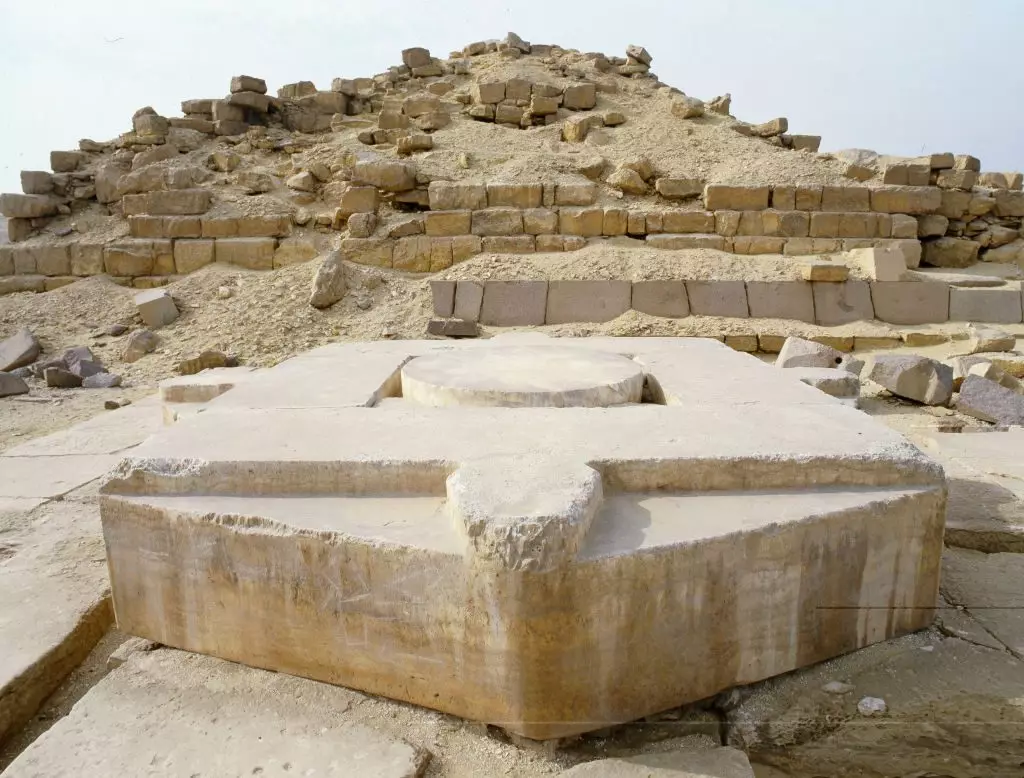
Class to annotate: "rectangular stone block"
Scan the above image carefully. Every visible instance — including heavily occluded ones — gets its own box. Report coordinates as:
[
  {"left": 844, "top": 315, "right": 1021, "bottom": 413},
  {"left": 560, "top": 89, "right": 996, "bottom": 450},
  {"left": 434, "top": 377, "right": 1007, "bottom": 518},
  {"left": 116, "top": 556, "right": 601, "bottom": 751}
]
[
  {"left": 771, "top": 186, "right": 796, "bottom": 211},
  {"left": 782, "top": 238, "right": 842, "bottom": 256},
  {"left": 453, "top": 280, "right": 484, "bottom": 321},
  {"left": 820, "top": 186, "right": 871, "bottom": 212},
  {"left": 128, "top": 216, "right": 166, "bottom": 239},
  {"left": 486, "top": 183, "right": 542, "bottom": 208},
  {"left": 70, "top": 243, "right": 104, "bottom": 276},
  {"left": 236, "top": 216, "right": 291, "bottom": 238},
  {"left": 715, "top": 211, "right": 740, "bottom": 237},
  {"left": 995, "top": 190, "right": 1024, "bottom": 218},
  {"left": 31, "top": 245, "right": 71, "bottom": 276},
  {"left": 794, "top": 185, "right": 823, "bottom": 211},
  {"left": 121, "top": 189, "right": 212, "bottom": 216},
  {"left": 545, "top": 280, "right": 632, "bottom": 324},
  {"left": 428, "top": 181, "right": 487, "bottom": 211},
  {"left": 481, "top": 236, "right": 535, "bottom": 253},
  {"left": 809, "top": 212, "right": 840, "bottom": 238},
  {"left": 214, "top": 238, "right": 276, "bottom": 270},
  {"left": 762, "top": 210, "right": 810, "bottom": 238},
  {"left": 392, "top": 236, "right": 432, "bottom": 272},
  {"left": 424, "top": 210, "right": 472, "bottom": 237},
  {"left": 735, "top": 211, "right": 762, "bottom": 236},
  {"left": 661, "top": 211, "right": 715, "bottom": 233},
  {"left": 535, "top": 235, "right": 564, "bottom": 252},
  {"left": 631, "top": 281, "right": 690, "bottom": 318},
  {"left": 104, "top": 241, "right": 156, "bottom": 276},
  {"left": 812, "top": 281, "right": 873, "bottom": 326},
  {"left": 626, "top": 212, "right": 647, "bottom": 236},
  {"left": 949, "top": 287, "right": 1023, "bottom": 324},
  {"left": 451, "top": 235, "right": 482, "bottom": 263},
  {"left": 602, "top": 208, "right": 627, "bottom": 236},
  {"left": 870, "top": 186, "right": 942, "bottom": 214},
  {"left": 703, "top": 185, "right": 770, "bottom": 210},
  {"left": 523, "top": 208, "right": 558, "bottom": 235},
  {"left": 869, "top": 282, "right": 949, "bottom": 324},
  {"left": 837, "top": 212, "right": 877, "bottom": 238},
  {"left": 471, "top": 208, "right": 523, "bottom": 236},
  {"left": 427, "top": 238, "right": 453, "bottom": 272},
  {"left": 554, "top": 182, "right": 598, "bottom": 206},
  {"left": 173, "top": 239, "right": 215, "bottom": 274},
  {"left": 746, "top": 281, "right": 815, "bottom": 322},
  {"left": 200, "top": 217, "right": 239, "bottom": 238},
  {"left": 479, "top": 281, "right": 548, "bottom": 326},
  {"left": 431, "top": 280, "right": 456, "bottom": 317},
  {"left": 0, "top": 193, "right": 58, "bottom": 219},
  {"left": 0, "top": 275, "right": 46, "bottom": 294},
  {"left": 685, "top": 280, "right": 748, "bottom": 317},
  {"left": 559, "top": 207, "right": 604, "bottom": 237},
  {"left": 646, "top": 234, "right": 726, "bottom": 250},
  {"left": 0, "top": 246, "right": 12, "bottom": 275},
  {"left": 730, "top": 236, "right": 785, "bottom": 255}
]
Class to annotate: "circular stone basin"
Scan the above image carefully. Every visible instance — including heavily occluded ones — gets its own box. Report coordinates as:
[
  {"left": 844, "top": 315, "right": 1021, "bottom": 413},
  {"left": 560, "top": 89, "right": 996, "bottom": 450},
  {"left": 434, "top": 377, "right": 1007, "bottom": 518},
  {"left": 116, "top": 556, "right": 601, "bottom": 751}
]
[{"left": 401, "top": 346, "right": 645, "bottom": 408}]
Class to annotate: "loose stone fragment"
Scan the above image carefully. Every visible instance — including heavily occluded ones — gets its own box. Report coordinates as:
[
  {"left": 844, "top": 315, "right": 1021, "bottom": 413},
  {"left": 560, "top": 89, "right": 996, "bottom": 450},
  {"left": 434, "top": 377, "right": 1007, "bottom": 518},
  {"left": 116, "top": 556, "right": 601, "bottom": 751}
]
[{"left": 867, "top": 354, "right": 953, "bottom": 406}]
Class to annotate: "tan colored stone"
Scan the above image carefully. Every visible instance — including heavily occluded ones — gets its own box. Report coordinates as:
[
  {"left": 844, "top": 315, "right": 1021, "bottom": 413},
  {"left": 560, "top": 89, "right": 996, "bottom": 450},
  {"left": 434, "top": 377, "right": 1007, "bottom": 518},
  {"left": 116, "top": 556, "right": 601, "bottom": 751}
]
[
  {"left": 471, "top": 209, "right": 523, "bottom": 236},
  {"left": 704, "top": 185, "right": 770, "bottom": 211},
  {"left": 523, "top": 208, "right": 558, "bottom": 235},
  {"left": 428, "top": 181, "right": 487, "bottom": 210},
  {"left": 424, "top": 210, "right": 472, "bottom": 237},
  {"left": 451, "top": 235, "right": 482, "bottom": 263},
  {"left": 70, "top": 244, "right": 104, "bottom": 276},
  {"left": 563, "top": 83, "right": 597, "bottom": 110},
  {"left": 870, "top": 186, "right": 943, "bottom": 214},
  {"left": 173, "top": 239, "right": 215, "bottom": 274},
  {"left": 821, "top": 186, "right": 871, "bottom": 212},
  {"left": 559, "top": 208, "right": 604, "bottom": 237},
  {"left": 762, "top": 210, "right": 810, "bottom": 238},
  {"left": 273, "top": 238, "right": 318, "bottom": 268},
  {"left": 487, "top": 183, "right": 542, "bottom": 208},
  {"left": 392, "top": 236, "right": 432, "bottom": 272},
  {"left": 214, "top": 238, "right": 276, "bottom": 270},
  {"left": 554, "top": 182, "right": 598, "bottom": 206},
  {"left": 481, "top": 236, "right": 536, "bottom": 254},
  {"left": 602, "top": 208, "right": 628, "bottom": 236},
  {"left": 662, "top": 211, "right": 715, "bottom": 233}
]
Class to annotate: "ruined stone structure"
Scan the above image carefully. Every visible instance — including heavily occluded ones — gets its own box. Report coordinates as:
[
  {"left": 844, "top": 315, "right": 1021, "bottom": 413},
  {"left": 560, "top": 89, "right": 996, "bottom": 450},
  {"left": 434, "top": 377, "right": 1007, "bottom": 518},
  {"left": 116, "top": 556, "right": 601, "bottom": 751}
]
[{"left": 101, "top": 335, "right": 945, "bottom": 739}]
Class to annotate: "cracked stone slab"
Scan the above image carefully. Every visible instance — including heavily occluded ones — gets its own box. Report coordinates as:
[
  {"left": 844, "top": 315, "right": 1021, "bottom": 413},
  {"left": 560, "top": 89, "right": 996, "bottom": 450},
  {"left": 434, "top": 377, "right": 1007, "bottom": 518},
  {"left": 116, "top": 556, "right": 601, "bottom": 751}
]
[
  {"left": 0, "top": 398, "right": 163, "bottom": 457},
  {"left": 942, "top": 547, "right": 1024, "bottom": 658},
  {"left": 100, "top": 336, "right": 945, "bottom": 740},
  {"left": 3, "top": 648, "right": 430, "bottom": 778},
  {"left": 0, "top": 455, "right": 122, "bottom": 499}
]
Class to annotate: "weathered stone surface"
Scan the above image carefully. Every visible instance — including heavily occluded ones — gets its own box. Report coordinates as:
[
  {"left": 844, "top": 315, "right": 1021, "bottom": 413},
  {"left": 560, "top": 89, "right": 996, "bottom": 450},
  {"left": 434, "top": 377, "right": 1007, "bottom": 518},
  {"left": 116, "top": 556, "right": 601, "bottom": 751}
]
[
  {"left": 0, "top": 194, "right": 58, "bottom": 219},
  {"left": 965, "top": 326, "right": 1017, "bottom": 354},
  {"left": 785, "top": 367, "right": 861, "bottom": 399},
  {"left": 921, "top": 237, "right": 980, "bottom": 268},
  {"left": 560, "top": 739, "right": 754, "bottom": 777},
  {"left": 685, "top": 281, "right": 748, "bottom": 317},
  {"left": 3, "top": 648, "right": 430, "bottom": 778},
  {"left": 0, "top": 327, "right": 41, "bottom": 372},
  {"left": 230, "top": 75, "right": 267, "bottom": 94},
  {"left": 776, "top": 337, "right": 846, "bottom": 369},
  {"left": 121, "top": 189, "right": 212, "bottom": 216},
  {"left": 631, "top": 281, "right": 689, "bottom": 318},
  {"left": 563, "top": 83, "right": 597, "bottom": 110},
  {"left": 134, "top": 288, "right": 179, "bottom": 329},
  {"left": 309, "top": 251, "right": 346, "bottom": 309},
  {"left": 351, "top": 160, "right": 416, "bottom": 192},
  {"left": 868, "top": 354, "right": 953, "bottom": 405},
  {"left": 670, "top": 96, "right": 705, "bottom": 119},
  {"left": 471, "top": 208, "right": 523, "bottom": 236},
  {"left": 655, "top": 178, "right": 703, "bottom": 199},
  {"left": 746, "top": 282, "right": 815, "bottom": 323},
  {"left": 546, "top": 281, "right": 632, "bottom": 324},
  {"left": 957, "top": 375, "right": 1024, "bottom": 425},
  {"left": 949, "top": 287, "right": 1023, "bottom": 324},
  {"left": 215, "top": 238, "right": 276, "bottom": 270},
  {"left": 340, "top": 238, "right": 393, "bottom": 268},
  {"left": 123, "top": 329, "right": 158, "bottom": 363},
  {"left": 428, "top": 181, "right": 486, "bottom": 211},
  {"left": 426, "top": 319, "right": 479, "bottom": 338},
  {"left": 44, "top": 366, "right": 82, "bottom": 388},
  {"left": 812, "top": 280, "right": 873, "bottom": 325},
  {"left": 869, "top": 281, "right": 949, "bottom": 325},
  {"left": 0, "top": 371, "right": 29, "bottom": 397},
  {"left": 478, "top": 281, "right": 548, "bottom": 326},
  {"left": 704, "top": 185, "right": 769, "bottom": 211},
  {"left": 821, "top": 186, "right": 871, "bottom": 212}
]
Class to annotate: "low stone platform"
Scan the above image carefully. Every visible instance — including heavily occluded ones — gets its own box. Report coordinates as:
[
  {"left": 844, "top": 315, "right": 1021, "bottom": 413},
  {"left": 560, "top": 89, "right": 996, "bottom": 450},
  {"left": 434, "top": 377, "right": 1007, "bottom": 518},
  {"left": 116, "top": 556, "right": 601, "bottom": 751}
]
[{"left": 101, "top": 335, "right": 946, "bottom": 739}]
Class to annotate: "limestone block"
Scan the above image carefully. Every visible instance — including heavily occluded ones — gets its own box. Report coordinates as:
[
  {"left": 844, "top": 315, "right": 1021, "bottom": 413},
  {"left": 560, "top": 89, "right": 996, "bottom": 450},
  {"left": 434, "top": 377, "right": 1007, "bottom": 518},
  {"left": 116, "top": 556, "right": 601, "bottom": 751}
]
[
  {"left": 995, "top": 190, "right": 1024, "bottom": 218},
  {"left": 236, "top": 216, "right": 291, "bottom": 238},
  {"left": 273, "top": 238, "right": 318, "bottom": 268},
  {"left": 50, "top": 150, "right": 85, "bottom": 173},
  {"left": 837, "top": 212, "right": 878, "bottom": 238},
  {"left": 937, "top": 169, "right": 978, "bottom": 190},
  {"left": 771, "top": 186, "right": 796, "bottom": 211},
  {"left": 965, "top": 326, "right": 1017, "bottom": 354},
  {"left": 545, "top": 280, "right": 632, "bottom": 324},
  {"left": 602, "top": 208, "right": 627, "bottom": 236},
  {"left": 746, "top": 282, "right": 815, "bottom": 322},
  {"left": 20, "top": 171, "right": 54, "bottom": 194},
  {"left": 69, "top": 244, "right": 104, "bottom": 276},
  {"left": 647, "top": 234, "right": 727, "bottom": 250},
  {"left": 966, "top": 361, "right": 1021, "bottom": 392},
  {"left": 715, "top": 211, "right": 741, "bottom": 237},
  {"left": 555, "top": 182, "right": 598, "bottom": 206},
  {"left": 813, "top": 281, "right": 873, "bottom": 326},
  {"left": 792, "top": 185, "right": 823, "bottom": 211},
  {"left": 535, "top": 235, "right": 564, "bottom": 252},
  {"left": 891, "top": 214, "right": 918, "bottom": 239},
  {"left": 428, "top": 181, "right": 487, "bottom": 211},
  {"left": 0, "top": 276, "right": 46, "bottom": 295},
  {"left": 821, "top": 186, "right": 871, "bottom": 212},
  {"left": 655, "top": 178, "right": 704, "bottom": 199},
  {"left": 662, "top": 211, "right": 715, "bottom": 233},
  {"left": 762, "top": 210, "right": 810, "bottom": 238},
  {"left": 529, "top": 95, "right": 559, "bottom": 116},
  {"left": 917, "top": 214, "right": 949, "bottom": 238},
  {"left": 704, "top": 185, "right": 770, "bottom": 211},
  {"left": 453, "top": 281, "right": 484, "bottom": 321},
  {"left": 431, "top": 280, "right": 456, "bottom": 317},
  {"left": 562, "top": 115, "right": 596, "bottom": 143},
  {"left": 428, "top": 238, "right": 453, "bottom": 272},
  {"left": 471, "top": 208, "right": 523, "bottom": 236},
  {"left": 563, "top": 83, "right": 597, "bottom": 110},
  {"left": 559, "top": 207, "right": 604, "bottom": 237},
  {"left": 631, "top": 280, "right": 690, "bottom": 318},
  {"left": 786, "top": 367, "right": 860, "bottom": 400},
  {"left": 214, "top": 238, "right": 276, "bottom": 270},
  {"left": 671, "top": 96, "right": 705, "bottom": 119},
  {"left": 851, "top": 244, "right": 907, "bottom": 281},
  {"left": 783, "top": 239, "right": 842, "bottom": 256},
  {"left": 230, "top": 75, "right": 267, "bottom": 94},
  {"left": 481, "top": 236, "right": 535, "bottom": 253},
  {"left": 135, "top": 288, "right": 179, "bottom": 328},
  {"left": 392, "top": 236, "right": 432, "bottom": 272},
  {"left": 0, "top": 327, "right": 41, "bottom": 371},
  {"left": 949, "top": 288, "right": 1023, "bottom": 324},
  {"left": 921, "top": 237, "right": 980, "bottom": 268},
  {"left": 121, "top": 189, "right": 212, "bottom": 216},
  {"left": 870, "top": 186, "right": 942, "bottom": 214},
  {"left": 334, "top": 185, "right": 378, "bottom": 218},
  {"left": 868, "top": 354, "right": 953, "bottom": 405},
  {"left": 351, "top": 160, "right": 415, "bottom": 192},
  {"left": 607, "top": 167, "right": 647, "bottom": 195},
  {"left": 957, "top": 375, "right": 1024, "bottom": 425},
  {"left": 424, "top": 210, "right": 471, "bottom": 237},
  {"left": 479, "top": 281, "right": 548, "bottom": 325},
  {"left": 173, "top": 239, "right": 215, "bottom": 274},
  {"left": 452, "top": 235, "right": 482, "bottom": 263},
  {"left": 776, "top": 337, "right": 846, "bottom": 369},
  {"left": 487, "top": 183, "right": 542, "bottom": 209},
  {"left": 800, "top": 261, "right": 849, "bottom": 281},
  {"left": 685, "top": 280, "right": 748, "bottom": 317},
  {"left": 104, "top": 241, "right": 157, "bottom": 276},
  {"left": 0, "top": 194, "right": 59, "bottom": 219},
  {"left": 28, "top": 246, "right": 71, "bottom": 276},
  {"left": 200, "top": 217, "right": 240, "bottom": 238},
  {"left": 730, "top": 236, "right": 785, "bottom": 255},
  {"left": 809, "top": 212, "right": 840, "bottom": 238},
  {"left": 523, "top": 208, "right": 558, "bottom": 235},
  {"left": 869, "top": 282, "right": 949, "bottom": 324},
  {"left": 472, "top": 81, "right": 505, "bottom": 104}
]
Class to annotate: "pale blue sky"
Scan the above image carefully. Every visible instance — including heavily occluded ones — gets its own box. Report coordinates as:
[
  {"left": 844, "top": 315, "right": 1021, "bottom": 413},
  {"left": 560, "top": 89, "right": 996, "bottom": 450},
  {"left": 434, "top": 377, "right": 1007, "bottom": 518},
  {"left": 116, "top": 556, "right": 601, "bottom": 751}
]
[{"left": 1, "top": 0, "right": 1020, "bottom": 194}]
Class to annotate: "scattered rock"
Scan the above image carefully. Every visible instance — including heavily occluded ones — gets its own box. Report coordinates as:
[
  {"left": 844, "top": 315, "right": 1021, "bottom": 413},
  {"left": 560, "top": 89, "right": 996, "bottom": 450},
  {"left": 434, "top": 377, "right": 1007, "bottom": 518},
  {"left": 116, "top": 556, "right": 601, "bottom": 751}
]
[
  {"left": 104, "top": 399, "right": 123, "bottom": 410},
  {"left": 122, "top": 329, "right": 159, "bottom": 363},
  {"left": 309, "top": 250, "right": 347, "bottom": 309},
  {"left": 775, "top": 337, "right": 846, "bottom": 369},
  {"left": 44, "top": 366, "right": 82, "bottom": 388},
  {"left": 177, "top": 350, "right": 238, "bottom": 376},
  {"left": 867, "top": 354, "right": 953, "bottom": 406},
  {"left": 107, "top": 637, "right": 160, "bottom": 670},
  {"left": 104, "top": 324, "right": 129, "bottom": 337},
  {"left": 217, "top": 286, "right": 233, "bottom": 299},
  {"left": 559, "top": 737, "right": 754, "bottom": 777},
  {"left": 957, "top": 375, "right": 1024, "bottom": 425},
  {"left": 0, "top": 372, "right": 30, "bottom": 397},
  {"left": 786, "top": 367, "right": 860, "bottom": 400},
  {"left": 607, "top": 167, "right": 648, "bottom": 195},
  {"left": 857, "top": 696, "right": 887, "bottom": 717},
  {"left": 286, "top": 171, "right": 317, "bottom": 192},
  {"left": 625, "top": 44, "right": 652, "bottom": 66},
  {"left": 0, "top": 328, "right": 41, "bottom": 372},
  {"left": 708, "top": 94, "right": 731, "bottom": 115},
  {"left": 965, "top": 326, "right": 1016, "bottom": 354},
  {"left": 427, "top": 319, "right": 479, "bottom": 338},
  {"left": 966, "top": 361, "right": 1022, "bottom": 392},
  {"left": 83, "top": 373, "right": 123, "bottom": 389},
  {"left": 822, "top": 681, "right": 854, "bottom": 695},
  {"left": 135, "top": 289, "right": 179, "bottom": 329},
  {"left": 670, "top": 96, "right": 705, "bottom": 120}
]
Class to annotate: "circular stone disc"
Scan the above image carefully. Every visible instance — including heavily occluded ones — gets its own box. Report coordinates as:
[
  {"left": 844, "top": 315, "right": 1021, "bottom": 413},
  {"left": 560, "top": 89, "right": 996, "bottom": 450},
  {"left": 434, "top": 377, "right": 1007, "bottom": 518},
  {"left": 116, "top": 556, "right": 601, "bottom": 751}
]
[{"left": 401, "top": 346, "right": 645, "bottom": 408}]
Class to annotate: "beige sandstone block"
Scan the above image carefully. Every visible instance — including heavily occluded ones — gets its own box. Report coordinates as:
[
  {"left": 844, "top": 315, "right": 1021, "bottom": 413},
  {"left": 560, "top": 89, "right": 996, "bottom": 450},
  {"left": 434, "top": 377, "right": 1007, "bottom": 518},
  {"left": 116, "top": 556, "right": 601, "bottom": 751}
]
[
  {"left": 731, "top": 236, "right": 785, "bottom": 255},
  {"left": 481, "top": 235, "right": 536, "bottom": 254},
  {"left": 486, "top": 183, "right": 542, "bottom": 209},
  {"left": 704, "top": 185, "right": 770, "bottom": 211},
  {"left": 215, "top": 238, "right": 275, "bottom": 270},
  {"left": 662, "top": 211, "right": 715, "bottom": 233},
  {"left": 200, "top": 217, "right": 239, "bottom": 238},
  {"left": 794, "top": 185, "right": 823, "bottom": 211},
  {"left": 451, "top": 235, "right": 482, "bottom": 263},
  {"left": 429, "top": 238, "right": 453, "bottom": 272},
  {"left": 236, "top": 216, "right": 291, "bottom": 238},
  {"left": 871, "top": 186, "right": 943, "bottom": 214},
  {"left": 746, "top": 281, "right": 815, "bottom": 322},
  {"left": 173, "top": 239, "right": 215, "bottom": 274},
  {"left": 602, "top": 208, "right": 628, "bottom": 236},
  {"left": 425, "top": 211, "right": 472, "bottom": 237},
  {"left": 626, "top": 212, "right": 647, "bottom": 236},
  {"left": 391, "top": 236, "right": 432, "bottom": 272},
  {"left": 645, "top": 212, "right": 663, "bottom": 233},
  {"left": 771, "top": 186, "right": 796, "bottom": 211},
  {"left": 837, "top": 213, "right": 877, "bottom": 239},
  {"left": 70, "top": 244, "right": 104, "bottom": 276},
  {"left": 273, "top": 238, "right": 318, "bottom": 268},
  {"left": 715, "top": 211, "right": 741, "bottom": 237},
  {"left": 121, "top": 189, "right": 212, "bottom": 216},
  {"left": 813, "top": 281, "right": 873, "bottom": 325},
  {"left": 809, "top": 212, "right": 840, "bottom": 238},
  {"left": 104, "top": 241, "right": 156, "bottom": 276},
  {"left": 428, "top": 181, "right": 487, "bottom": 211},
  {"left": 736, "top": 211, "right": 763, "bottom": 236},
  {"left": 471, "top": 208, "right": 524, "bottom": 236},
  {"left": 762, "top": 210, "right": 810, "bottom": 238},
  {"left": 821, "top": 186, "right": 870, "bottom": 212},
  {"left": 535, "top": 235, "right": 564, "bottom": 252},
  {"left": 647, "top": 234, "right": 727, "bottom": 250},
  {"left": 523, "top": 208, "right": 558, "bottom": 235},
  {"left": 559, "top": 208, "right": 604, "bottom": 237},
  {"left": 685, "top": 280, "right": 748, "bottom": 317},
  {"left": 554, "top": 182, "right": 598, "bottom": 206}
]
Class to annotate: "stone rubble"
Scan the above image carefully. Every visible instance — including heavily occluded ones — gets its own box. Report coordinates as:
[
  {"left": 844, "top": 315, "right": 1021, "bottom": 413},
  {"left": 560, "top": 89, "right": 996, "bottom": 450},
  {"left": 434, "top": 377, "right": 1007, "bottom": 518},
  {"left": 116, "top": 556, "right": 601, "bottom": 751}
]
[{"left": 867, "top": 353, "right": 954, "bottom": 405}]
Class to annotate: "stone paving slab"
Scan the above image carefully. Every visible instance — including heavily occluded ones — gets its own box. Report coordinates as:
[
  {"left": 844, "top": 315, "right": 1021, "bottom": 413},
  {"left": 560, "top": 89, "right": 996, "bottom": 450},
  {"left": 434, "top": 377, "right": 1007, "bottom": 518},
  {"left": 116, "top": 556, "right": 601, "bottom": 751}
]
[
  {"left": 0, "top": 398, "right": 163, "bottom": 457},
  {"left": 2, "top": 648, "right": 430, "bottom": 778},
  {"left": 560, "top": 738, "right": 753, "bottom": 777},
  {"left": 0, "top": 456, "right": 122, "bottom": 499}
]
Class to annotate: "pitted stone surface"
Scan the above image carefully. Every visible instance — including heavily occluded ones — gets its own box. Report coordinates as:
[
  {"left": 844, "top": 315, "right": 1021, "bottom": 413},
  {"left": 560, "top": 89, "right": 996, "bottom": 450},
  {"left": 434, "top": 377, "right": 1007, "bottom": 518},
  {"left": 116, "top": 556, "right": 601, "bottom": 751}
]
[
  {"left": 400, "top": 345, "right": 645, "bottom": 407},
  {"left": 101, "top": 336, "right": 945, "bottom": 740}
]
